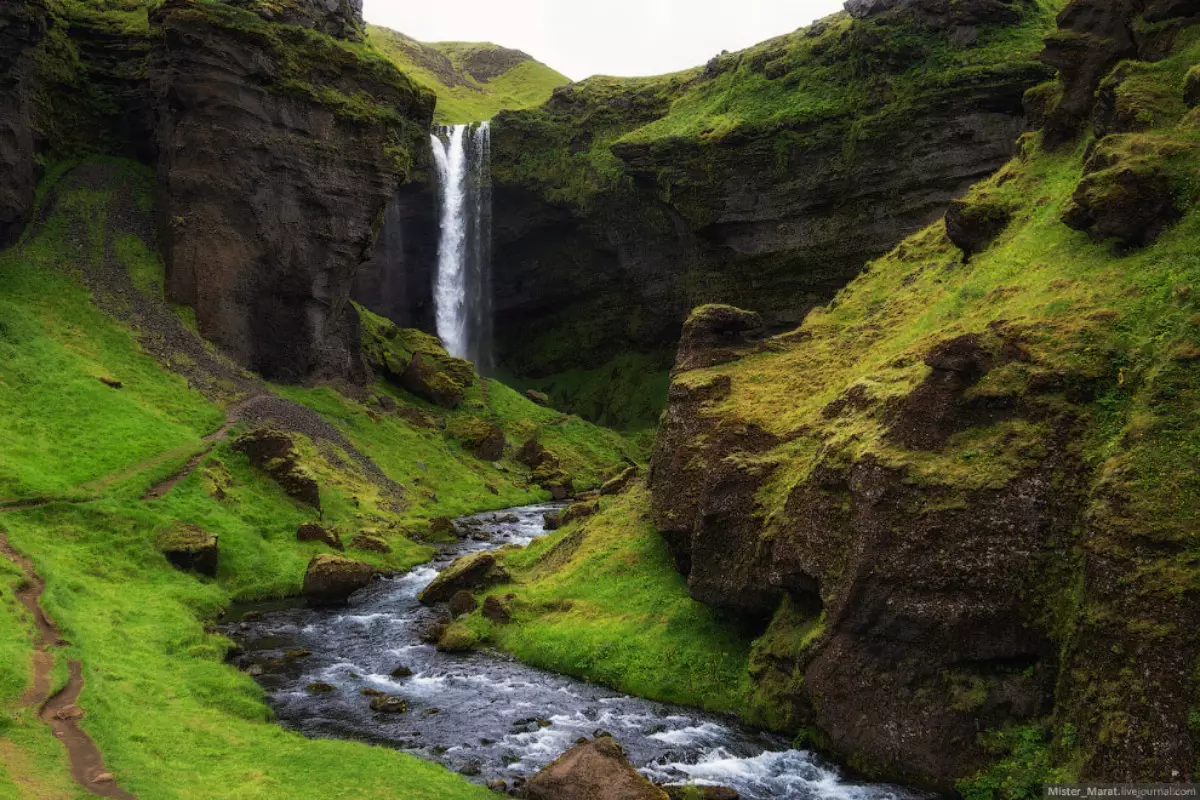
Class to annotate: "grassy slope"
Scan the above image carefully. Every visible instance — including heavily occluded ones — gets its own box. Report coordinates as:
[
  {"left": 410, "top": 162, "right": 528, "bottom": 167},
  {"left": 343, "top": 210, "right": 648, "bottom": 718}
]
[
  {"left": 366, "top": 25, "right": 569, "bottom": 124},
  {"left": 0, "top": 158, "right": 633, "bottom": 797},
  {"left": 461, "top": 487, "right": 756, "bottom": 716}
]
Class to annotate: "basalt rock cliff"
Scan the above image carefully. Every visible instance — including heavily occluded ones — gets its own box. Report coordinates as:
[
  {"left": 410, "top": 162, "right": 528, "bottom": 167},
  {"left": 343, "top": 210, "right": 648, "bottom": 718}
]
[
  {"left": 0, "top": 0, "right": 434, "bottom": 383},
  {"left": 649, "top": 0, "right": 1200, "bottom": 789},
  {"left": 438, "top": 0, "right": 1061, "bottom": 425}
]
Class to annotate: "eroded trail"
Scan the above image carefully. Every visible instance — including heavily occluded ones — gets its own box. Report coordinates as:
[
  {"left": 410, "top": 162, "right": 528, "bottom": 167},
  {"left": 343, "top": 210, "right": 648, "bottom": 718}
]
[{"left": 0, "top": 534, "right": 136, "bottom": 799}]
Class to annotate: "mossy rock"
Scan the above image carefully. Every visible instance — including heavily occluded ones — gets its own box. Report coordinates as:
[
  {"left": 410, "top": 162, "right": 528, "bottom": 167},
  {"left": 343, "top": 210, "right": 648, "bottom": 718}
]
[
  {"left": 302, "top": 554, "right": 375, "bottom": 606},
  {"left": 944, "top": 197, "right": 1013, "bottom": 258},
  {"left": 401, "top": 352, "right": 476, "bottom": 409},
  {"left": 1185, "top": 65, "right": 1200, "bottom": 108},
  {"left": 358, "top": 303, "right": 449, "bottom": 381},
  {"left": 418, "top": 551, "right": 509, "bottom": 604},
  {"left": 445, "top": 415, "right": 506, "bottom": 461},
  {"left": 297, "top": 522, "right": 343, "bottom": 551},
  {"left": 436, "top": 622, "right": 479, "bottom": 653},
  {"left": 348, "top": 532, "right": 391, "bottom": 554},
  {"left": 600, "top": 466, "right": 639, "bottom": 496},
  {"left": 155, "top": 522, "right": 218, "bottom": 576}
]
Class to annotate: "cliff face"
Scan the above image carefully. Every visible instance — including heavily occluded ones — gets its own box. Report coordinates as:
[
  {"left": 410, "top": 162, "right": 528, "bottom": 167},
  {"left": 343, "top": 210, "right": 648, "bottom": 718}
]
[
  {"left": 478, "top": 1, "right": 1058, "bottom": 423},
  {"left": 648, "top": 0, "right": 1200, "bottom": 788},
  {"left": 0, "top": 0, "right": 46, "bottom": 246},
  {"left": 153, "top": 0, "right": 434, "bottom": 382}
]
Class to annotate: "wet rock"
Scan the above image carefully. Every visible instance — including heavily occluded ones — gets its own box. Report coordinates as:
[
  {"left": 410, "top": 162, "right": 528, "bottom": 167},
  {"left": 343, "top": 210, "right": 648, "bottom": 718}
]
[
  {"left": 486, "top": 779, "right": 508, "bottom": 793},
  {"left": 429, "top": 517, "right": 457, "bottom": 538},
  {"left": 495, "top": 513, "right": 520, "bottom": 524},
  {"left": 525, "top": 737, "right": 669, "bottom": 800},
  {"left": 601, "top": 466, "right": 639, "bottom": 496},
  {"left": 297, "top": 523, "right": 344, "bottom": 551},
  {"left": 458, "top": 761, "right": 482, "bottom": 776},
  {"left": 285, "top": 649, "right": 312, "bottom": 660},
  {"left": 361, "top": 688, "right": 384, "bottom": 697},
  {"left": 543, "top": 511, "right": 563, "bottom": 531},
  {"left": 419, "top": 552, "right": 509, "bottom": 604},
  {"left": 561, "top": 500, "right": 600, "bottom": 526},
  {"left": 369, "top": 695, "right": 408, "bottom": 713},
  {"left": 944, "top": 197, "right": 1012, "bottom": 259},
  {"left": 419, "top": 621, "right": 448, "bottom": 644},
  {"left": 401, "top": 352, "right": 475, "bottom": 409},
  {"left": 525, "top": 389, "right": 551, "bottom": 407},
  {"left": 674, "top": 305, "right": 765, "bottom": 373},
  {"left": 301, "top": 554, "right": 374, "bottom": 606},
  {"left": 448, "top": 590, "right": 479, "bottom": 618},
  {"left": 482, "top": 595, "right": 513, "bottom": 623},
  {"left": 307, "top": 682, "right": 336, "bottom": 694},
  {"left": 436, "top": 623, "right": 479, "bottom": 652},
  {"left": 155, "top": 522, "right": 219, "bottom": 576},
  {"left": 233, "top": 429, "right": 321, "bottom": 509},
  {"left": 390, "top": 664, "right": 414, "bottom": 679},
  {"left": 348, "top": 533, "right": 392, "bottom": 554}
]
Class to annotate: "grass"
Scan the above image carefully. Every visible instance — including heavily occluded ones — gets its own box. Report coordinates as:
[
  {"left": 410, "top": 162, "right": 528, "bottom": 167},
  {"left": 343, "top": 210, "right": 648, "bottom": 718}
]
[
  {"left": 366, "top": 25, "right": 569, "bottom": 124},
  {"left": 461, "top": 487, "right": 756, "bottom": 716}
]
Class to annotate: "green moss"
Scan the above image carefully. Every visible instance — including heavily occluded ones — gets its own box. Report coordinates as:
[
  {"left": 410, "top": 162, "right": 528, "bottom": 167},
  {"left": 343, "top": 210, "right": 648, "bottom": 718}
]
[{"left": 957, "top": 725, "right": 1076, "bottom": 800}]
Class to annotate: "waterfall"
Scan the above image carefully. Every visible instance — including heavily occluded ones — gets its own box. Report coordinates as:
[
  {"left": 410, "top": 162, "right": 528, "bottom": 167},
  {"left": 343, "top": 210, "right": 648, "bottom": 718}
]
[{"left": 430, "top": 121, "right": 493, "bottom": 371}]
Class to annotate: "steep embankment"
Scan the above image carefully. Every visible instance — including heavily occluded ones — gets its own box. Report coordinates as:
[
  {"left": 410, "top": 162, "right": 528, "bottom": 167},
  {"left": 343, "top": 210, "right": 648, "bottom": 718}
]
[
  {"left": 456, "top": 0, "right": 1200, "bottom": 792},
  {"left": 367, "top": 25, "right": 570, "bottom": 124},
  {"left": 474, "top": 0, "right": 1064, "bottom": 428}
]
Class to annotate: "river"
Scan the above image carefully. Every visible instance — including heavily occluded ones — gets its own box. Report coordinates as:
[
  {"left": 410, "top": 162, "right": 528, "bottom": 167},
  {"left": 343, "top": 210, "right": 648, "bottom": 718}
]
[{"left": 223, "top": 503, "right": 919, "bottom": 800}]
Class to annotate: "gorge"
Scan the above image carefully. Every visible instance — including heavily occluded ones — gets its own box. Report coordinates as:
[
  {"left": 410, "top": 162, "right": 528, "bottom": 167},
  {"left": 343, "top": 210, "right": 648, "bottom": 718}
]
[{"left": 0, "top": 0, "right": 1198, "bottom": 798}]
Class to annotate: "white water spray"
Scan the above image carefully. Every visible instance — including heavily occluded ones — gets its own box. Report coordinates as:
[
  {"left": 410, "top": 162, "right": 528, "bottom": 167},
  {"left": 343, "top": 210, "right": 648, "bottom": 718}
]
[{"left": 430, "top": 121, "right": 493, "bottom": 370}]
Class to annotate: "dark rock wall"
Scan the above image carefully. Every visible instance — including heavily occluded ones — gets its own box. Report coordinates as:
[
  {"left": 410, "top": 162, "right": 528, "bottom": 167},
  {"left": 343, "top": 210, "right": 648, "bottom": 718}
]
[
  {"left": 0, "top": 0, "right": 46, "bottom": 246},
  {"left": 152, "top": 0, "right": 434, "bottom": 382},
  {"left": 353, "top": 180, "right": 439, "bottom": 333}
]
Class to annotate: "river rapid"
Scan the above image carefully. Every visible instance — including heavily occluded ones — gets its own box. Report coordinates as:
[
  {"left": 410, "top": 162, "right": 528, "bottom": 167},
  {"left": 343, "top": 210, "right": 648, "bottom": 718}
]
[{"left": 223, "top": 503, "right": 919, "bottom": 800}]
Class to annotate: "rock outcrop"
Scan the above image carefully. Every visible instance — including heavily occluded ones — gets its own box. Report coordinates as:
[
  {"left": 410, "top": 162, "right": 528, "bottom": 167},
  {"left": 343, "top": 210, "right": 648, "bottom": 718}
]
[
  {"left": 0, "top": 0, "right": 46, "bottom": 246},
  {"left": 524, "top": 737, "right": 669, "bottom": 800},
  {"left": 418, "top": 551, "right": 509, "bottom": 604},
  {"left": 156, "top": 522, "right": 219, "bottom": 576},
  {"left": 302, "top": 554, "right": 374, "bottom": 605},
  {"left": 152, "top": 0, "right": 434, "bottom": 382},
  {"left": 232, "top": 429, "right": 321, "bottom": 508}
]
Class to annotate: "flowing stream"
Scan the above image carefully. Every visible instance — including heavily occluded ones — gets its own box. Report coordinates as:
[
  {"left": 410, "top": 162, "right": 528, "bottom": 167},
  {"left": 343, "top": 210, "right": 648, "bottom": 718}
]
[
  {"left": 430, "top": 122, "right": 493, "bottom": 371},
  {"left": 224, "top": 505, "right": 919, "bottom": 800}
]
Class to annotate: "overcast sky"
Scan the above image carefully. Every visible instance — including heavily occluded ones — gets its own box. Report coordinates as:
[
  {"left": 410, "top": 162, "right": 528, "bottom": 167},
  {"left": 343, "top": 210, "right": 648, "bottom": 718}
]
[{"left": 362, "top": 0, "right": 848, "bottom": 81}]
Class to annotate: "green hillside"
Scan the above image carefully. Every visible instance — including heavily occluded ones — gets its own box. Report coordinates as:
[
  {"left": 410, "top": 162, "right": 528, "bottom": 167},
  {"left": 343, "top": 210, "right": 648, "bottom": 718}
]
[{"left": 366, "top": 25, "right": 571, "bottom": 124}]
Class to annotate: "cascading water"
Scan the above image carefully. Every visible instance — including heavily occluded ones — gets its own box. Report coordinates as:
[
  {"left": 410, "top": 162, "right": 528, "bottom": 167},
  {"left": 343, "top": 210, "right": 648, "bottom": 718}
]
[{"left": 430, "top": 122, "right": 493, "bottom": 371}]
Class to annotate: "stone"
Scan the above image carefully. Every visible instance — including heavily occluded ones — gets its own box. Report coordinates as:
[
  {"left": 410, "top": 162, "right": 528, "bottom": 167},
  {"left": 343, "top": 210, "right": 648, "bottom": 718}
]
[
  {"left": 674, "top": 305, "right": 765, "bottom": 373},
  {"left": 944, "top": 197, "right": 1012, "bottom": 259},
  {"left": 524, "top": 737, "right": 669, "bottom": 800},
  {"left": 156, "top": 522, "right": 219, "bottom": 576},
  {"left": 401, "top": 352, "right": 475, "bottom": 409},
  {"left": 525, "top": 389, "right": 551, "bottom": 406},
  {"left": 448, "top": 590, "right": 479, "bottom": 618},
  {"left": 559, "top": 501, "right": 599, "bottom": 527},
  {"left": 1062, "top": 154, "right": 1180, "bottom": 247},
  {"left": 446, "top": 416, "right": 506, "bottom": 461},
  {"left": 482, "top": 595, "right": 513, "bottom": 623},
  {"left": 233, "top": 429, "right": 320, "bottom": 509},
  {"left": 418, "top": 552, "right": 509, "bottom": 604},
  {"left": 1186, "top": 66, "right": 1200, "bottom": 109},
  {"left": 297, "top": 523, "right": 343, "bottom": 551},
  {"left": 307, "top": 682, "right": 336, "bottom": 694},
  {"left": 302, "top": 555, "right": 374, "bottom": 606},
  {"left": 390, "top": 665, "right": 414, "bottom": 678},
  {"left": 348, "top": 533, "right": 392, "bottom": 554},
  {"left": 543, "top": 511, "right": 563, "bottom": 531},
  {"left": 429, "top": 517, "right": 457, "bottom": 538},
  {"left": 436, "top": 624, "right": 479, "bottom": 652},
  {"left": 369, "top": 695, "right": 408, "bottom": 713},
  {"left": 600, "top": 466, "right": 639, "bottom": 496}
]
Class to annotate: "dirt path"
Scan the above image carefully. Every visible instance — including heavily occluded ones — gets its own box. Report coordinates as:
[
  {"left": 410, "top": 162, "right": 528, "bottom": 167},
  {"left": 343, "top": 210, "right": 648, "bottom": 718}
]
[
  {"left": 0, "top": 534, "right": 135, "bottom": 799},
  {"left": 140, "top": 412, "right": 242, "bottom": 502}
]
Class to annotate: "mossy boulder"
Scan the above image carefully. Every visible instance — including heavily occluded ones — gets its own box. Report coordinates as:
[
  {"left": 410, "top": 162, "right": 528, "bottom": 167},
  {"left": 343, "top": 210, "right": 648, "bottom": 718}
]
[
  {"left": 156, "top": 522, "right": 218, "bottom": 576},
  {"left": 481, "top": 595, "right": 513, "bottom": 623},
  {"left": 297, "top": 523, "right": 343, "bottom": 551},
  {"left": 401, "top": 352, "right": 475, "bottom": 409},
  {"left": 302, "top": 554, "right": 375, "bottom": 606},
  {"left": 445, "top": 415, "right": 506, "bottom": 461},
  {"left": 435, "top": 622, "right": 479, "bottom": 653},
  {"left": 418, "top": 551, "right": 509, "bottom": 604},
  {"left": 1185, "top": 65, "right": 1200, "bottom": 108},
  {"left": 600, "top": 466, "right": 639, "bottom": 496},
  {"left": 1062, "top": 153, "right": 1180, "bottom": 247},
  {"left": 944, "top": 197, "right": 1012, "bottom": 259},
  {"left": 369, "top": 695, "right": 408, "bottom": 713},
  {"left": 525, "top": 389, "right": 551, "bottom": 407},
  {"left": 359, "top": 306, "right": 446, "bottom": 380},
  {"left": 232, "top": 428, "right": 321, "bottom": 508},
  {"left": 525, "top": 737, "right": 669, "bottom": 800},
  {"left": 448, "top": 590, "right": 478, "bottom": 617},
  {"left": 348, "top": 532, "right": 391, "bottom": 554}
]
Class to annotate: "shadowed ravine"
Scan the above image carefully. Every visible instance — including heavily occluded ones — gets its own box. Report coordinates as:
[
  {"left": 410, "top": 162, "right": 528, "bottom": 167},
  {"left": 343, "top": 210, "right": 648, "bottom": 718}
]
[{"left": 224, "top": 505, "right": 919, "bottom": 800}]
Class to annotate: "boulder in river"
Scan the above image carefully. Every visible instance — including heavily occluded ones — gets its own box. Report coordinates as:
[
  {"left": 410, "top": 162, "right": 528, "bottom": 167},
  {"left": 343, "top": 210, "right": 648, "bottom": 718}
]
[
  {"left": 369, "top": 695, "right": 408, "bottom": 714},
  {"left": 302, "top": 554, "right": 374, "bottom": 606},
  {"left": 448, "top": 590, "right": 479, "bottom": 618},
  {"left": 524, "top": 737, "right": 669, "bottom": 800},
  {"left": 418, "top": 551, "right": 509, "bottom": 604},
  {"left": 156, "top": 522, "right": 219, "bottom": 576}
]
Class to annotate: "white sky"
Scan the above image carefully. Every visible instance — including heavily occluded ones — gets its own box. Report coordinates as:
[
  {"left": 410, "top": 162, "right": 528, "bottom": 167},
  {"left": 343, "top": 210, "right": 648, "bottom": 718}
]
[{"left": 362, "top": 0, "right": 848, "bottom": 81}]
